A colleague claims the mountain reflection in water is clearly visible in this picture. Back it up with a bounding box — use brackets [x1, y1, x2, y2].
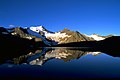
[1, 47, 120, 78]
[27, 47, 101, 66]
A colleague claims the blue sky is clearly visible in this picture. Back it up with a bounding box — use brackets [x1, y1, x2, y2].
[0, 0, 120, 35]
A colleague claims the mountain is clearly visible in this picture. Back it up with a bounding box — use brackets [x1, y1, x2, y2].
[0, 26, 119, 64]
[0, 26, 115, 47]
[29, 26, 54, 33]
[28, 26, 113, 44]
[3, 26, 53, 46]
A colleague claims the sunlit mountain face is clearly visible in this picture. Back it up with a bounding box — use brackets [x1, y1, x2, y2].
[0, 26, 114, 46]
[0, 26, 120, 79]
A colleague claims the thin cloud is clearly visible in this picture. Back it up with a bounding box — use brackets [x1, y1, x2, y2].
[9, 25, 15, 28]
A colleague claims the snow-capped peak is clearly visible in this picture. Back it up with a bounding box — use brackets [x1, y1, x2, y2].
[27, 27, 52, 46]
[84, 34, 105, 41]
[30, 26, 46, 33]
[29, 26, 71, 44]
[45, 32, 71, 43]
[29, 25, 54, 34]
[29, 26, 106, 44]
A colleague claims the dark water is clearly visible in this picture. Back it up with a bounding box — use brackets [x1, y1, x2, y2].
[0, 47, 120, 79]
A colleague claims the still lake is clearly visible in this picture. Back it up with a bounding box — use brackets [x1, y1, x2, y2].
[0, 47, 120, 78]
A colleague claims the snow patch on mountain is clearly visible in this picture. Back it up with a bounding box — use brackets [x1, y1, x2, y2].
[29, 26, 71, 43]
[45, 32, 71, 43]
[29, 26, 106, 43]
[85, 34, 105, 41]
[30, 26, 45, 33]
[29, 26, 52, 33]
[27, 28, 51, 46]
[89, 34, 105, 41]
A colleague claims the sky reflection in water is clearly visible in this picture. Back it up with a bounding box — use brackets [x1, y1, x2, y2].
[0, 47, 120, 78]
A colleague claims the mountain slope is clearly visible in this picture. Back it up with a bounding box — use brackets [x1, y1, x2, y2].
[29, 26, 97, 44]
[29, 26, 114, 44]
[0, 26, 115, 46]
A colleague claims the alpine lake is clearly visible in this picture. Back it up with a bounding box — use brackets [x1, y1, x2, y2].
[0, 47, 120, 79]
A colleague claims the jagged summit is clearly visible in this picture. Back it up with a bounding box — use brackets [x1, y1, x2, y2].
[29, 26, 54, 33]
[0, 26, 115, 46]
[28, 26, 111, 44]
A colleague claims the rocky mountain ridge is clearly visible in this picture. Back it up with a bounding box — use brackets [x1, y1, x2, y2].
[0, 26, 114, 46]
[0, 26, 120, 64]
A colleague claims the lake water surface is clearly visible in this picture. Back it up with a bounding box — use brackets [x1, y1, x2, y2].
[0, 47, 120, 79]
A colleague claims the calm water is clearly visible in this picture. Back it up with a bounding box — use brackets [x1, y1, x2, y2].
[0, 47, 120, 78]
